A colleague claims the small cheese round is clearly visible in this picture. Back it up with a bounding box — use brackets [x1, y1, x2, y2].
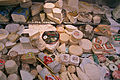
[0, 42, 5, 51]
[56, 27, 65, 33]
[79, 39, 92, 52]
[67, 65, 75, 73]
[60, 65, 67, 73]
[72, 30, 83, 40]
[69, 38, 79, 45]
[44, 3, 55, 13]
[65, 25, 77, 32]
[60, 33, 70, 44]
[69, 45, 83, 56]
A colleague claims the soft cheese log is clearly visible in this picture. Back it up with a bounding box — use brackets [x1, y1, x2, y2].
[57, 43, 66, 54]
[52, 8, 62, 19]
[0, 71, 7, 80]
[69, 45, 83, 56]
[79, 39, 92, 53]
[76, 67, 90, 80]
[59, 33, 70, 44]
[31, 2, 43, 16]
[44, 3, 55, 13]
[55, 0, 63, 8]
[5, 60, 18, 74]
[11, 7, 30, 23]
[47, 13, 62, 24]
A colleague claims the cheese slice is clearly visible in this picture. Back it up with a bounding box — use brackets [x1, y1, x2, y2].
[60, 33, 70, 44]
[40, 13, 45, 22]
[53, 8, 62, 19]
[69, 45, 83, 56]
[44, 3, 55, 13]
[31, 2, 43, 16]
[47, 13, 62, 24]
[57, 43, 66, 54]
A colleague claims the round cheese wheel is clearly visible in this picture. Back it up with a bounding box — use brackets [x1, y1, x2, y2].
[109, 64, 118, 71]
[72, 30, 83, 40]
[0, 29, 9, 40]
[69, 45, 83, 56]
[69, 38, 79, 45]
[60, 33, 70, 44]
[79, 39, 92, 52]
[44, 3, 55, 13]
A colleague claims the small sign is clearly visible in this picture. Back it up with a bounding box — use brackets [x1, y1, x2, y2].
[0, 59, 5, 66]
[26, 52, 34, 58]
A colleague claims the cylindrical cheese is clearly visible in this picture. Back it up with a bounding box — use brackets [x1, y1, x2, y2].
[44, 3, 55, 13]
[69, 45, 83, 56]
[60, 33, 70, 44]
[53, 8, 62, 19]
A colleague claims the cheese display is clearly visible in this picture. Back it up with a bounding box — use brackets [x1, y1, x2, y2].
[0, 0, 120, 79]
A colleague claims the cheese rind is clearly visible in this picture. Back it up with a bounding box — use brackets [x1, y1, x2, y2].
[44, 3, 55, 13]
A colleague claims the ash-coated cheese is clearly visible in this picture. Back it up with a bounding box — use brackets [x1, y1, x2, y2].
[69, 45, 83, 56]
[60, 33, 70, 44]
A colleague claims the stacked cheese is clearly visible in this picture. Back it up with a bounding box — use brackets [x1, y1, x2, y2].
[44, 2, 63, 24]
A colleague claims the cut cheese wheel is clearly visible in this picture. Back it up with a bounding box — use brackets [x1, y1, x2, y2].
[60, 54, 70, 65]
[60, 33, 70, 44]
[47, 13, 62, 24]
[53, 8, 62, 19]
[65, 25, 77, 32]
[69, 45, 83, 56]
[79, 39, 92, 52]
[44, 3, 55, 13]
[57, 43, 66, 54]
